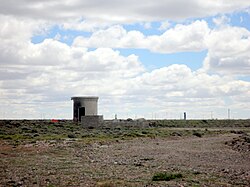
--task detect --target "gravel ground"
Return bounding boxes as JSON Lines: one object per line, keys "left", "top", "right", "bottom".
{"left": 0, "top": 133, "right": 250, "bottom": 186}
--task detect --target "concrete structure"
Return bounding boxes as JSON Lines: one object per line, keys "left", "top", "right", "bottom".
{"left": 81, "top": 115, "right": 104, "bottom": 128}
{"left": 71, "top": 96, "right": 99, "bottom": 122}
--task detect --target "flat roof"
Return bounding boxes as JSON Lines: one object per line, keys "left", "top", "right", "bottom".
{"left": 71, "top": 96, "right": 99, "bottom": 100}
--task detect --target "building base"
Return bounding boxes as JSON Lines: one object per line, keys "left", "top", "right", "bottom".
{"left": 81, "top": 115, "right": 104, "bottom": 128}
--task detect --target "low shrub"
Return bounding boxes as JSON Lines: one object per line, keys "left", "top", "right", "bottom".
{"left": 152, "top": 172, "right": 183, "bottom": 181}
{"left": 68, "top": 134, "right": 77, "bottom": 138}
{"left": 230, "top": 130, "right": 244, "bottom": 134}
{"left": 193, "top": 131, "right": 203, "bottom": 138}
{"left": 243, "top": 135, "right": 250, "bottom": 143}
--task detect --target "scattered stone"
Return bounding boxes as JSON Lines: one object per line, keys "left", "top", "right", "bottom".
{"left": 225, "top": 134, "right": 250, "bottom": 153}
{"left": 68, "top": 134, "right": 77, "bottom": 138}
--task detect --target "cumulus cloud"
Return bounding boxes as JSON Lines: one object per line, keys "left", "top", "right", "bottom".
{"left": 122, "top": 64, "right": 250, "bottom": 119}
{"left": 204, "top": 25, "right": 250, "bottom": 75}
{"left": 0, "top": 16, "right": 145, "bottom": 118}
{"left": 73, "top": 20, "right": 209, "bottom": 53}
{"left": 149, "top": 20, "right": 209, "bottom": 53}
{"left": 132, "top": 65, "right": 250, "bottom": 100}
{"left": 0, "top": 52, "right": 143, "bottom": 118}
{"left": 73, "top": 19, "right": 250, "bottom": 76}
{"left": 1, "top": 23, "right": 249, "bottom": 119}
{"left": 0, "top": 15, "right": 51, "bottom": 65}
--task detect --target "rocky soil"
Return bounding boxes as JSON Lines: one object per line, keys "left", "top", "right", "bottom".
{"left": 1, "top": 132, "right": 250, "bottom": 186}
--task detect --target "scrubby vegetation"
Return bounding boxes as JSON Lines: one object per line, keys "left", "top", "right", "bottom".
{"left": 1, "top": 119, "right": 249, "bottom": 142}
{"left": 152, "top": 172, "right": 183, "bottom": 181}
{"left": 149, "top": 119, "right": 250, "bottom": 128}
{"left": 0, "top": 119, "right": 249, "bottom": 186}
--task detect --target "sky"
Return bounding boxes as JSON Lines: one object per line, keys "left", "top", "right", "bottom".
{"left": 0, "top": 0, "right": 250, "bottom": 120}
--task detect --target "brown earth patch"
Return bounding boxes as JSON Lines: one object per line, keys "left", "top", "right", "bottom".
{"left": 0, "top": 133, "right": 250, "bottom": 186}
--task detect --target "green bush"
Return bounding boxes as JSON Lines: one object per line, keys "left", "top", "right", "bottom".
{"left": 152, "top": 172, "right": 183, "bottom": 181}
{"left": 193, "top": 131, "right": 203, "bottom": 138}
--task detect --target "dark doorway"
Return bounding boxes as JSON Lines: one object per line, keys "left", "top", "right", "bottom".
{"left": 78, "top": 107, "right": 85, "bottom": 121}
{"left": 73, "top": 101, "right": 81, "bottom": 121}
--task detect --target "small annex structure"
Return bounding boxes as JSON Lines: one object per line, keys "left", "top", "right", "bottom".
{"left": 71, "top": 96, "right": 103, "bottom": 127}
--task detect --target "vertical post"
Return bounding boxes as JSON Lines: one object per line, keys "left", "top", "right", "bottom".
{"left": 228, "top": 109, "right": 230, "bottom": 120}
{"left": 184, "top": 112, "right": 186, "bottom": 120}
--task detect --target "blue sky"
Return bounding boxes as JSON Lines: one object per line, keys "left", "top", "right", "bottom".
{"left": 0, "top": 0, "right": 250, "bottom": 119}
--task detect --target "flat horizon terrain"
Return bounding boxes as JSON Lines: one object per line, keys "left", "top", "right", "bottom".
{"left": 0, "top": 120, "right": 250, "bottom": 186}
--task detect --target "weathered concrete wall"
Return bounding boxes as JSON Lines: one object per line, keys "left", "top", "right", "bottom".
{"left": 79, "top": 98, "right": 98, "bottom": 115}
{"left": 81, "top": 115, "right": 104, "bottom": 128}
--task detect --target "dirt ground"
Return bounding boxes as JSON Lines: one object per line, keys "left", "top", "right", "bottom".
{"left": 0, "top": 132, "right": 250, "bottom": 187}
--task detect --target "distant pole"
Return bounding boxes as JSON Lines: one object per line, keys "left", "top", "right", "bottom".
{"left": 184, "top": 112, "right": 186, "bottom": 120}
{"left": 228, "top": 109, "right": 230, "bottom": 119}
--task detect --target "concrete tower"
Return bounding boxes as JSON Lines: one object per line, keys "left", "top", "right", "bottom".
{"left": 71, "top": 96, "right": 98, "bottom": 121}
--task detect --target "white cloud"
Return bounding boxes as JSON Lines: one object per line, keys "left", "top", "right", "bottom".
{"left": 1, "top": 23, "right": 249, "bottom": 119}
{"left": 0, "top": 15, "right": 52, "bottom": 65}
{"left": 212, "top": 15, "right": 231, "bottom": 26}
{"left": 0, "top": 17, "right": 145, "bottom": 119}
{"left": 0, "top": 36, "right": 144, "bottom": 98}
{"left": 73, "top": 20, "right": 209, "bottom": 53}
{"left": 73, "top": 20, "right": 250, "bottom": 76}
{"left": 1, "top": 0, "right": 250, "bottom": 25}
{"left": 204, "top": 26, "right": 250, "bottom": 75}
{"left": 62, "top": 19, "right": 112, "bottom": 32}
{"left": 150, "top": 20, "right": 209, "bottom": 53}
{"left": 72, "top": 25, "right": 146, "bottom": 50}
{"left": 142, "top": 22, "right": 152, "bottom": 29}
{"left": 122, "top": 64, "right": 250, "bottom": 119}
{"left": 0, "top": 15, "right": 36, "bottom": 41}
{"left": 158, "top": 21, "right": 170, "bottom": 31}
